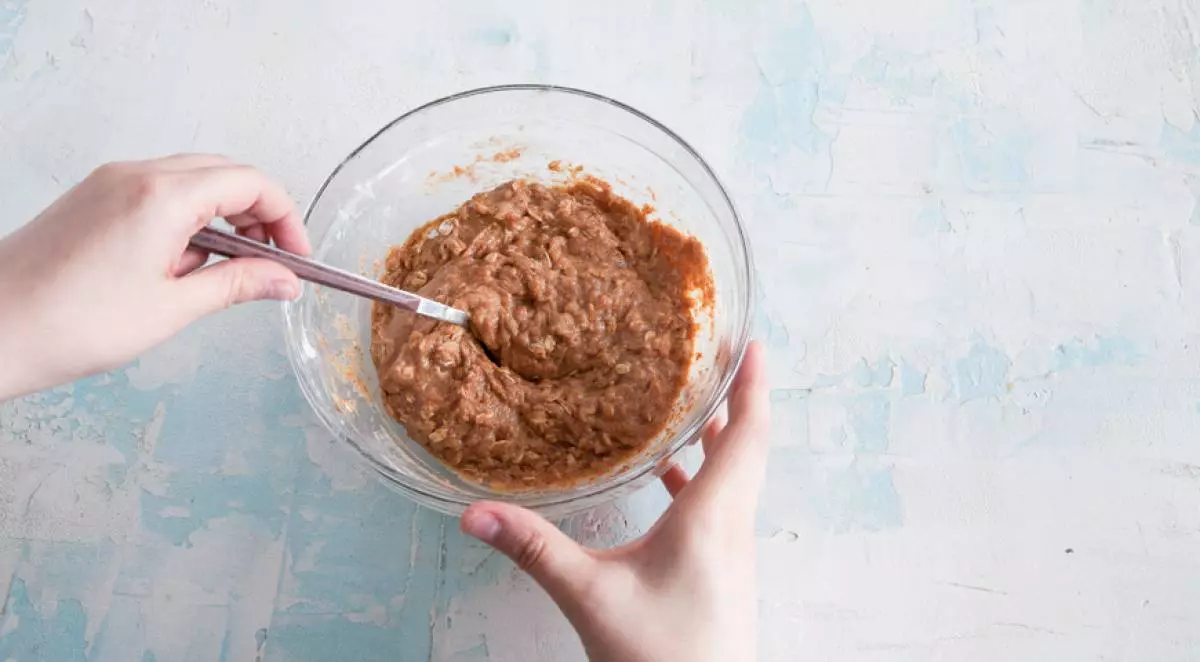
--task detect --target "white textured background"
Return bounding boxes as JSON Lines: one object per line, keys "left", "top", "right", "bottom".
{"left": 2, "top": 0, "right": 1200, "bottom": 660}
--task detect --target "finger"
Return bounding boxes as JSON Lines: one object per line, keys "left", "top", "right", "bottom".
{"left": 699, "top": 411, "right": 726, "bottom": 456}
{"left": 226, "top": 211, "right": 310, "bottom": 255}
{"left": 260, "top": 214, "right": 311, "bottom": 255}
{"left": 174, "top": 247, "right": 210, "bottom": 277}
{"left": 690, "top": 341, "right": 771, "bottom": 500}
{"left": 724, "top": 341, "right": 770, "bottom": 438}
{"left": 178, "top": 165, "right": 312, "bottom": 256}
{"left": 660, "top": 463, "right": 690, "bottom": 498}
{"left": 145, "top": 153, "right": 236, "bottom": 172}
{"left": 462, "top": 502, "right": 597, "bottom": 608}
{"left": 174, "top": 256, "right": 300, "bottom": 317}
{"left": 235, "top": 223, "right": 269, "bottom": 244}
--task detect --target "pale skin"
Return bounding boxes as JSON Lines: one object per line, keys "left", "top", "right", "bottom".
{"left": 0, "top": 155, "right": 771, "bottom": 662}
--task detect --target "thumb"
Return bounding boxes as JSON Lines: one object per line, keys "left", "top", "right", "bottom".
{"left": 462, "top": 502, "right": 597, "bottom": 605}
{"left": 178, "top": 257, "right": 300, "bottom": 316}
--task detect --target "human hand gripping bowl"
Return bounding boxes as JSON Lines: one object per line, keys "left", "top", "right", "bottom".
{"left": 371, "top": 180, "right": 761, "bottom": 662}
{"left": 282, "top": 85, "right": 753, "bottom": 519}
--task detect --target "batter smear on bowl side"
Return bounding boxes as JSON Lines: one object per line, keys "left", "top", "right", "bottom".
{"left": 370, "top": 176, "right": 713, "bottom": 490}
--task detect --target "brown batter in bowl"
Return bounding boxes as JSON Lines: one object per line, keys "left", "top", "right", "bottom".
{"left": 370, "top": 176, "right": 713, "bottom": 490}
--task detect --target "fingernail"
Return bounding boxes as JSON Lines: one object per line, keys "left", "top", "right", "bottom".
{"left": 462, "top": 511, "right": 502, "bottom": 544}
{"left": 268, "top": 280, "right": 299, "bottom": 301}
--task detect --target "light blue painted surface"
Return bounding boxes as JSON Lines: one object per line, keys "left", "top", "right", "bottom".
{"left": 0, "top": 0, "right": 1199, "bottom": 659}
{"left": 952, "top": 341, "right": 1012, "bottom": 403}
{"left": 0, "top": 0, "right": 27, "bottom": 65}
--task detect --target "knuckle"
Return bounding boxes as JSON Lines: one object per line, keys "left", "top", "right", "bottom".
{"left": 228, "top": 164, "right": 264, "bottom": 187}
{"left": 132, "top": 171, "right": 171, "bottom": 202}
{"left": 572, "top": 566, "right": 616, "bottom": 606}
{"left": 222, "top": 268, "right": 247, "bottom": 309}
{"left": 676, "top": 500, "right": 730, "bottom": 542}
{"left": 513, "top": 531, "right": 549, "bottom": 572}
{"left": 89, "top": 161, "right": 130, "bottom": 182}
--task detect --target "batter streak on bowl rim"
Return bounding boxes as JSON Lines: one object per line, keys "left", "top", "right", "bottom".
{"left": 370, "top": 171, "right": 714, "bottom": 491}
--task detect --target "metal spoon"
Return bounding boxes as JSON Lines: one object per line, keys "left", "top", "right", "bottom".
{"left": 188, "top": 226, "right": 470, "bottom": 327}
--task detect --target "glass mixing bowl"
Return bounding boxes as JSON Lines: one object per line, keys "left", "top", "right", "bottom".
{"left": 282, "top": 85, "right": 753, "bottom": 518}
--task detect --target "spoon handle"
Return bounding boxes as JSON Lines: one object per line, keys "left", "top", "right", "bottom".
{"left": 188, "top": 226, "right": 469, "bottom": 327}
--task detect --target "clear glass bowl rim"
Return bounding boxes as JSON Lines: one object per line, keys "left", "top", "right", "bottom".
{"left": 283, "top": 83, "right": 755, "bottom": 513}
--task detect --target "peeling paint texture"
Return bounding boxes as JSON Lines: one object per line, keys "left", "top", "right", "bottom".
{"left": 2, "top": 0, "right": 1200, "bottom": 660}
